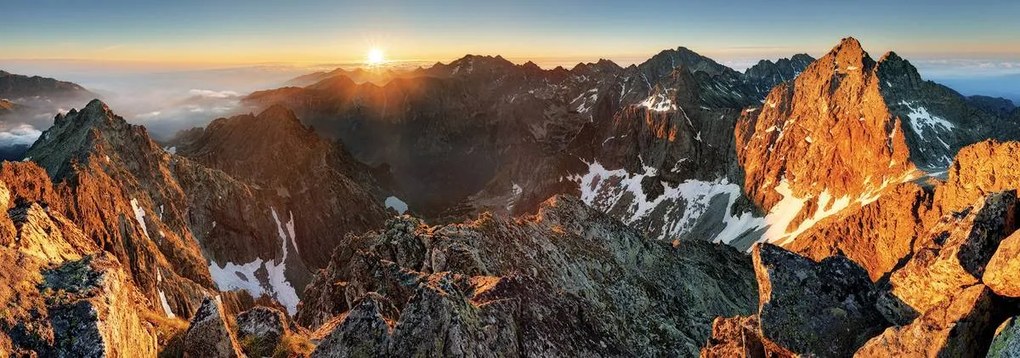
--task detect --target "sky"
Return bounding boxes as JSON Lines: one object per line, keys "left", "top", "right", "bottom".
{"left": 3, "top": 0, "right": 1020, "bottom": 69}
{"left": 2, "top": 0, "right": 1019, "bottom": 151}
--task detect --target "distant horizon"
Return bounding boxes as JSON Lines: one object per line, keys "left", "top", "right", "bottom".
{"left": 4, "top": 0, "right": 1020, "bottom": 72}
{"left": 4, "top": 36, "right": 1020, "bottom": 108}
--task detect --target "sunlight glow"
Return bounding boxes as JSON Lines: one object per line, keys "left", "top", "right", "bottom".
{"left": 367, "top": 48, "right": 386, "bottom": 65}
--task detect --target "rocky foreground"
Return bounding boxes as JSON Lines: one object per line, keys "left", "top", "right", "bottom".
{"left": 705, "top": 140, "right": 1020, "bottom": 357}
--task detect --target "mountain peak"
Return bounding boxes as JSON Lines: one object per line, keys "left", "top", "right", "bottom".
{"left": 836, "top": 36, "right": 863, "bottom": 50}
{"left": 878, "top": 51, "right": 904, "bottom": 64}
{"left": 82, "top": 98, "right": 113, "bottom": 116}
{"left": 791, "top": 53, "right": 814, "bottom": 62}
{"left": 26, "top": 100, "right": 158, "bottom": 180}
{"left": 827, "top": 37, "right": 868, "bottom": 59}
{"left": 819, "top": 36, "right": 875, "bottom": 73}
{"left": 521, "top": 61, "right": 542, "bottom": 71}
{"left": 257, "top": 103, "right": 299, "bottom": 122}
{"left": 53, "top": 98, "right": 117, "bottom": 128}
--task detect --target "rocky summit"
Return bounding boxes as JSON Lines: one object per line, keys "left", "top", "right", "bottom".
{"left": 3, "top": 34, "right": 1020, "bottom": 357}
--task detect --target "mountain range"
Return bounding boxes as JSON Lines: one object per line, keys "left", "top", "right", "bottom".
{"left": 2, "top": 37, "right": 1020, "bottom": 357}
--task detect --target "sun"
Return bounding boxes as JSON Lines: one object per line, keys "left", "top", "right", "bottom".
{"left": 367, "top": 48, "right": 386, "bottom": 66}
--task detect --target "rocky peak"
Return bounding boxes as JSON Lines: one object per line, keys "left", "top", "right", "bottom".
{"left": 743, "top": 53, "right": 816, "bottom": 98}
{"left": 569, "top": 58, "right": 624, "bottom": 77}
{"left": 876, "top": 51, "right": 925, "bottom": 90}
{"left": 27, "top": 99, "right": 160, "bottom": 181}
{"left": 439, "top": 54, "right": 517, "bottom": 76}
{"left": 737, "top": 37, "right": 916, "bottom": 244}
{"left": 824, "top": 36, "right": 876, "bottom": 75}
{"left": 638, "top": 45, "right": 737, "bottom": 79}
{"left": 306, "top": 73, "right": 358, "bottom": 91}
{"left": 521, "top": 60, "right": 542, "bottom": 72}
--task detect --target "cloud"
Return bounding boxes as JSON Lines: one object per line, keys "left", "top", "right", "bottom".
{"left": 913, "top": 59, "right": 1020, "bottom": 78}
{"left": 0, "top": 123, "right": 42, "bottom": 147}
{"left": 188, "top": 89, "right": 241, "bottom": 98}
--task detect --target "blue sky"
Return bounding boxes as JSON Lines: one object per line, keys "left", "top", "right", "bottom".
{"left": 2, "top": 0, "right": 1019, "bottom": 68}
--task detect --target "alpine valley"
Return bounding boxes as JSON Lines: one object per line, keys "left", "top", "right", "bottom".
{"left": 3, "top": 37, "right": 1020, "bottom": 357}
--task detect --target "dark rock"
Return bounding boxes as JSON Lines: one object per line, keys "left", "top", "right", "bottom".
{"left": 182, "top": 298, "right": 244, "bottom": 358}
{"left": 988, "top": 316, "right": 1020, "bottom": 358}
{"left": 300, "top": 196, "right": 758, "bottom": 357}
{"left": 236, "top": 306, "right": 289, "bottom": 357}
{"left": 311, "top": 295, "right": 393, "bottom": 358}
{"left": 752, "top": 243, "right": 888, "bottom": 357}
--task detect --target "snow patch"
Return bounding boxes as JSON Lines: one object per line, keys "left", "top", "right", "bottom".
{"left": 267, "top": 209, "right": 300, "bottom": 314}
{"left": 207, "top": 208, "right": 301, "bottom": 315}
{"left": 158, "top": 290, "right": 175, "bottom": 318}
{"left": 572, "top": 161, "right": 760, "bottom": 244}
{"left": 899, "top": 101, "right": 955, "bottom": 141}
{"left": 129, "top": 198, "right": 148, "bottom": 238}
{"left": 639, "top": 93, "right": 677, "bottom": 112}
{"left": 157, "top": 269, "right": 175, "bottom": 318}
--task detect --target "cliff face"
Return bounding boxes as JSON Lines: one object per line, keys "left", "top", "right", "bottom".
{"left": 170, "top": 105, "right": 391, "bottom": 269}
{"left": 0, "top": 162, "right": 162, "bottom": 356}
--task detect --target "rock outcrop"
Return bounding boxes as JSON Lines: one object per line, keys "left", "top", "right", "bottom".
{"left": 753, "top": 244, "right": 887, "bottom": 356}
{"left": 886, "top": 191, "right": 1017, "bottom": 313}
{"left": 700, "top": 315, "right": 776, "bottom": 358}
{"left": 856, "top": 284, "right": 997, "bottom": 357}
{"left": 236, "top": 306, "right": 289, "bottom": 357}
{"left": 299, "top": 196, "right": 758, "bottom": 357}
{"left": 0, "top": 161, "right": 165, "bottom": 356}
{"left": 182, "top": 297, "right": 244, "bottom": 358}
{"left": 988, "top": 316, "right": 1020, "bottom": 357}
{"left": 984, "top": 230, "right": 1020, "bottom": 297}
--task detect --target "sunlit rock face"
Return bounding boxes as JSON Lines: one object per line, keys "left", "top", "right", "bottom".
{"left": 0, "top": 98, "right": 398, "bottom": 355}
{"left": 0, "top": 163, "right": 158, "bottom": 356}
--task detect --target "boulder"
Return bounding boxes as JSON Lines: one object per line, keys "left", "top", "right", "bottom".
{"left": 182, "top": 297, "right": 244, "bottom": 358}
{"left": 752, "top": 243, "right": 888, "bottom": 357}
{"left": 700, "top": 315, "right": 773, "bottom": 358}
{"left": 855, "top": 285, "right": 997, "bottom": 357}
{"left": 311, "top": 295, "right": 393, "bottom": 358}
{"left": 890, "top": 191, "right": 1018, "bottom": 313}
{"left": 236, "top": 306, "right": 289, "bottom": 357}
{"left": 984, "top": 230, "right": 1020, "bottom": 297}
{"left": 987, "top": 316, "right": 1020, "bottom": 358}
